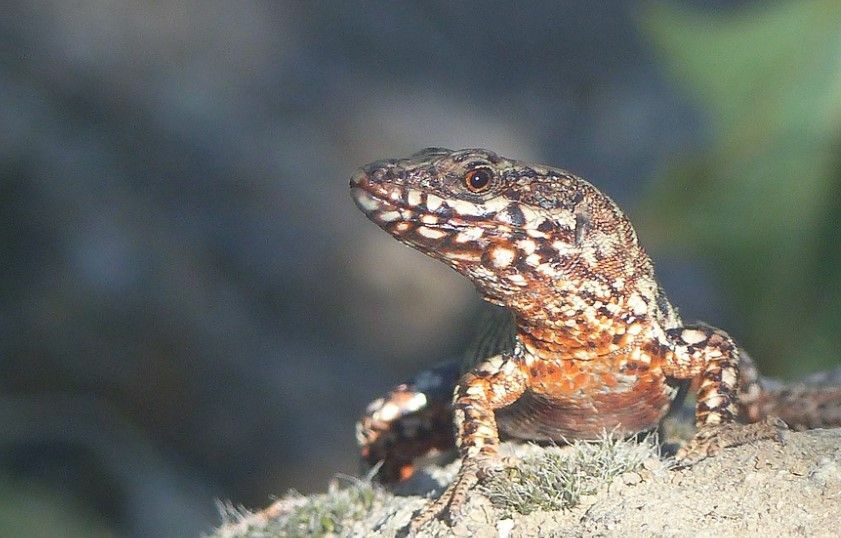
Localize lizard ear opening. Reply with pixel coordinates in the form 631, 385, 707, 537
574, 208, 590, 247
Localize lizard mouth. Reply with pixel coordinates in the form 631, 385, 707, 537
350, 174, 494, 265
349, 169, 465, 233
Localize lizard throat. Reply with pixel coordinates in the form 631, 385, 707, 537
515, 313, 647, 362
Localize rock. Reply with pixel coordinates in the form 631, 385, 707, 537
213, 429, 841, 537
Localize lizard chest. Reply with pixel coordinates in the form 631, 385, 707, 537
496, 353, 682, 440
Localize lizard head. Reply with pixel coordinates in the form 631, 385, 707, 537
350, 148, 643, 309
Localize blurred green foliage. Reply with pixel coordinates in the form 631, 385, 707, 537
640, 0, 841, 376
0, 476, 112, 537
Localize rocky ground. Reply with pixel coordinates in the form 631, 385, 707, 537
212, 426, 841, 537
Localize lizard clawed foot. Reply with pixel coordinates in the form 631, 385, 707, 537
407, 455, 511, 534
675, 416, 787, 466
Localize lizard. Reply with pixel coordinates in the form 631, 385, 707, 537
348, 148, 841, 531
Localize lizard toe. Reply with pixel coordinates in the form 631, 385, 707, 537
675, 416, 787, 465
406, 456, 502, 533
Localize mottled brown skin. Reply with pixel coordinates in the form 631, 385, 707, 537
349, 148, 841, 530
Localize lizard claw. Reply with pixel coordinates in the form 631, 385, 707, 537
475, 454, 517, 480
408, 459, 480, 534
675, 416, 787, 466
407, 455, 510, 534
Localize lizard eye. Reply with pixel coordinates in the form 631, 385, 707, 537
464, 168, 493, 193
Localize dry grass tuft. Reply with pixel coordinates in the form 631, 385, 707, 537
481, 432, 664, 516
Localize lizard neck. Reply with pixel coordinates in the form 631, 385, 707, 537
506, 286, 655, 362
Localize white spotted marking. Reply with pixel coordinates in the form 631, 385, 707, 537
526, 229, 548, 239
501, 360, 517, 375
699, 377, 717, 390
376, 402, 401, 422
680, 329, 708, 345
365, 397, 385, 413
420, 214, 440, 224
453, 408, 465, 432
406, 189, 423, 207
378, 207, 400, 222
554, 211, 576, 230
516, 239, 537, 254
490, 246, 517, 268
353, 191, 382, 212
552, 240, 573, 256
449, 199, 484, 217
491, 384, 509, 399
465, 385, 485, 397
468, 266, 500, 282
417, 226, 447, 239
483, 196, 509, 213
467, 442, 484, 455
525, 253, 542, 266
425, 194, 443, 212
474, 423, 496, 438
580, 249, 597, 265
402, 392, 428, 413
455, 227, 484, 243
481, 355, 504, 371
721, 367, 738, 387
627, 294, 648, 316
518, 204, 542, 228
605, 302, 620, 314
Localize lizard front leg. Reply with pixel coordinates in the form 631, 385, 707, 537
409, 353, 528, 532
663, 323, 782, 464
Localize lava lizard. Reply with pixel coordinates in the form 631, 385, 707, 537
349, 148, 841, 531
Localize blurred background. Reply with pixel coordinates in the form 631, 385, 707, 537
2, 1, 840, 536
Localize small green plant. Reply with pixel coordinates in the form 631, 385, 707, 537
481, 432, 662, 517
214, 475, 385, 538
